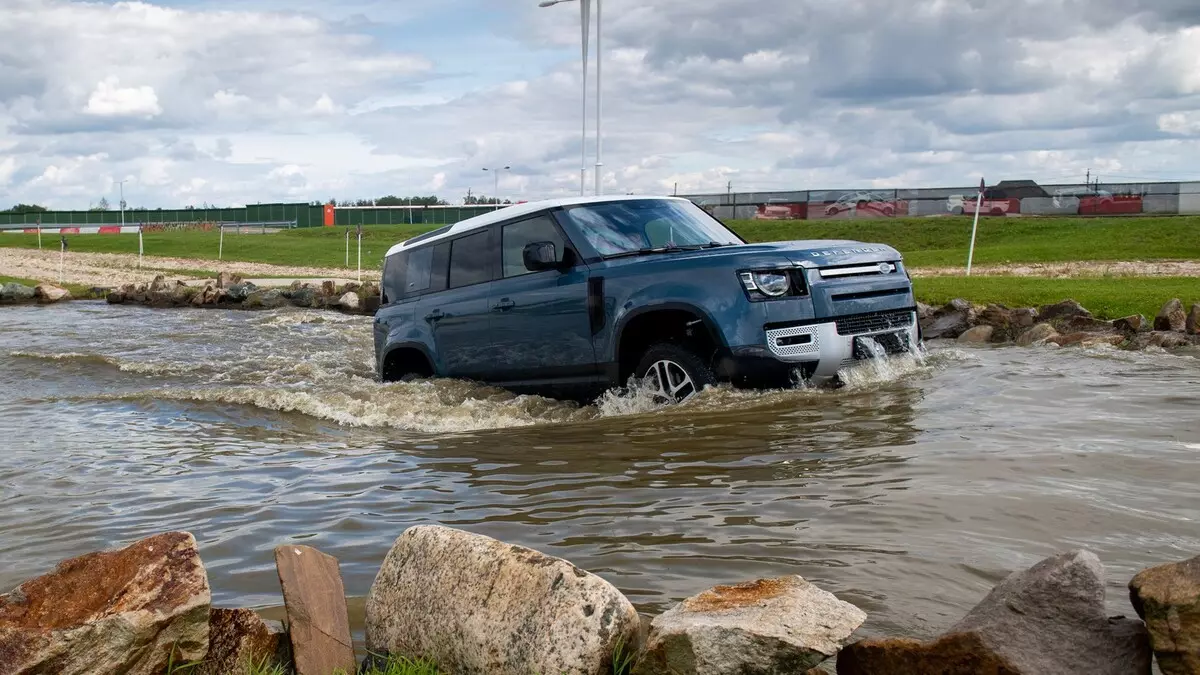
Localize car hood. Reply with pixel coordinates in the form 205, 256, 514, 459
596, 240, 903, 271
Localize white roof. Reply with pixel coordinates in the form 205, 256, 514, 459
384, 194, 690, 258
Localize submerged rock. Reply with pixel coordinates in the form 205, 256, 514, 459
224, 282, 257, 303
0, 282, 36, 305
635, 576, 866, 675
1155, 299, 1187, 332
837, 550, 1151, 675
365, 525, 640, 675
958, 325, 995, 344
1129, 554, 1200, 675
1016, 323, 1059, 347
0, 531, 211, 675
245, 289, 288, 309
34, 284, 71, 303
197, 608, 289, 675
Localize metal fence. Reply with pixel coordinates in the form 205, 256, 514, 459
680, 180, 1200, 221
4, 179, 1200, 230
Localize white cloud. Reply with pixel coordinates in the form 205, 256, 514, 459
0, 157, 16, 186
1159, 111, 1200, 135
83, 77, 162, 118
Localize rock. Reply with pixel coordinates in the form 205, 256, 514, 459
0, 531, 211, 675
225, 282, 257, 303
196, 608, 290, 675
360, 281, 381, 298
1048, 332, 1093, 347
337, 291, 360, 311
364, 295, 381, 314
339, 281, 362, 295
148, 274, 171, 293
1187, 304, 1200, 335
366, 525, 641, 675
958, 325, 995, 344
837, 550, 1151, 675
1129, 554, 1200, 675
1144, 332, 1192, 350
106, 292, 125, 304
245, 289, 288, 309
1016, 323, 1059, 347
34, 284, 71, 303
1155, 299, 1187, 332
976, 305, 1037, 342
320, 280, 337, 297
635, 576, 866, 675
216, 271, 231, 289
1062, 315, 1114, 332
1080, 334, 1127, 348
916, 301, 935, 320
288, 286, 317, 308
274, 545, 356, 675
924, 305, 974, 340
289, 280, 307, 291
1037, 299, 1093, 324
1114, 315, 1147, 333
0, 282, 37, 305
147, 290, 181, 308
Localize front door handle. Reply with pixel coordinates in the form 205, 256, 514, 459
493, 298, 515, 312
424, 309, 444, 323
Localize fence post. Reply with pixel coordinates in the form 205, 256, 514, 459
966, 177, 984, 276
219, 224, 224, 260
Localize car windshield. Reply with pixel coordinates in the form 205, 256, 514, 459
557, 199, 742, 258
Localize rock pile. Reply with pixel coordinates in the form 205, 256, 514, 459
921, 298, 1200, 351
103, 274, 382, 314
2, 528, 1197, 675
0, 282, 73, 305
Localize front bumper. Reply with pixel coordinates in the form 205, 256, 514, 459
716, 310, 920, 387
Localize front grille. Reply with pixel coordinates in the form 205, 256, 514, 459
835, 309, 914, 336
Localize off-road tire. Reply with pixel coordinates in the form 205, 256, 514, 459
635, 343, 717, 403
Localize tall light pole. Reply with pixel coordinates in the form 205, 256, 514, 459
539, 0, 600, 196
116, 179, 128, 227
483, 166, 510, 206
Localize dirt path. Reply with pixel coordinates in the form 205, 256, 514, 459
0, 249, 380, 288
911, 260, 1200, 278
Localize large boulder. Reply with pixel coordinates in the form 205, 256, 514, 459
338, 291, 360, 312
0, 282, 36, 305
1037, 299, 1093, 325
923, 299, 975, 340
197, 608, 289, 675
364, 295, 382, 314
957, 325, 995, 344
1129, 554, 1200, 675
148, 274, 171, 293
1016, 323, 1059, 347
0, 531, 211, 675
34, 284, 71, 304
1187, 304, 1200, 335
977, 304, 1036, 342
1114, 315, 1147, 334
1135, 332, 1194, 350
365, 525, 641, 675
287, 286, 317, 308
837, 550, 1151, 675
244, 289, 289, 309
634, 576, 866, 675
224, 282, 257, 303
1155, 299, 1187, 332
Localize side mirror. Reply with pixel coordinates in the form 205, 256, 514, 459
523, 241, 560, 272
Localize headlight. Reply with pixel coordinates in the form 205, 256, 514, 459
753, 272, 790, 296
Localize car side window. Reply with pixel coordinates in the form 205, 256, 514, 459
405, 246, 433, 296
502, 216, 566, 278
448, 230, 492, 289
382, 252, 406, 304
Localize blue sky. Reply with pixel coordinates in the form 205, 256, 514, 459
2, 0, 1200, 209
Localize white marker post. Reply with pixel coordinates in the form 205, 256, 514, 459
59, 237, 65, 284
218, 224, 224, 261
966, 177, 984, 276
345, 229, 350, 268
356, 223, 362, 282
36, 217, 42, 250
138, 224, 144, 269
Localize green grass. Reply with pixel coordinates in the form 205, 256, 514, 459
333, 654, 442, 675
2, 215, 1197, 272
913, 276, 1200, 320
726, 214, 1200, 268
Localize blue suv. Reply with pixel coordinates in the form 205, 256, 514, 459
373, 196, 920, 402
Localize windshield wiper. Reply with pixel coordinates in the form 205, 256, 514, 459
603, 241, 733, 260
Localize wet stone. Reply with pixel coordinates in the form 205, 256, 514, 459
1129, 554, 1200, 675
274, 545, 355, 675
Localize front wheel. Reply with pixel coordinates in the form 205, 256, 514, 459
635, 343, 716, 404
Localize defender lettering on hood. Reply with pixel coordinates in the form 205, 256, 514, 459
808, 247, 888, 257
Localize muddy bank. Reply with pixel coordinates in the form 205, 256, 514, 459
0, 247, 378, 288
3, 526, 1196, 674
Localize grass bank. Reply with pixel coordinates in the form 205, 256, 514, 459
913, 276, 1200, 320
1, 215, 1197, 272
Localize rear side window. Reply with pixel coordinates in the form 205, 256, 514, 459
405, 246, 433, 295
382, 253, 406, 304
448, 230, 492, 289
502, 216, 565, 278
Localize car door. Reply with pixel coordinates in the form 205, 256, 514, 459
487, 213, 597, 384
420, 229, 496, 380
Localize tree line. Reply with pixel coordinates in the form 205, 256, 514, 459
4, 194, 512, 214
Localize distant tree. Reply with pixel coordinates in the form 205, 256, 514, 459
3, 203, 48, 213
90, 197, 110, 211
464, 195, 511, 206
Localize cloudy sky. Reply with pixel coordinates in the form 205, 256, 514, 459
1, 0, 1199, 209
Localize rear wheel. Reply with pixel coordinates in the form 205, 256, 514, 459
635, 343, 716, 404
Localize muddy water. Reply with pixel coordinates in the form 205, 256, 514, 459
2, 303, 1198, 643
